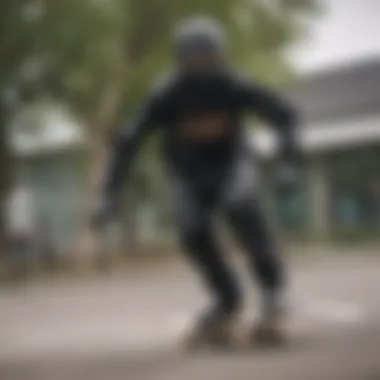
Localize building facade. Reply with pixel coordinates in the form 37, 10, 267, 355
10, 102, 87, 254
253, 58, 380, 239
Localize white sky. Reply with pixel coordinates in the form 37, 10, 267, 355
289, 0, 380, 73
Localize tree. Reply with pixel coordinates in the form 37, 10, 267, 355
0, 0, 318, 254
0, 0, 128, 251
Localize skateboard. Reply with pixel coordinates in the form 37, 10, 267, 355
179, 317, 288, 352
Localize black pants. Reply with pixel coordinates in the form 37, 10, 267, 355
171, 156, 284, 315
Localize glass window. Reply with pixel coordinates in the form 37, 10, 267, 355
328, 146, 380, 231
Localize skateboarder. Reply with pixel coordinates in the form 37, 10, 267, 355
92, 16, 299, 347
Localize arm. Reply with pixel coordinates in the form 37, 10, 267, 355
238, 78, 299, 162
101, 90, 166, 201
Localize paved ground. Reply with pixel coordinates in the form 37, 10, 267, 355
0, 254, 380, 380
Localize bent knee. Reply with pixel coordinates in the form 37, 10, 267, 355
179, 224, 211, 251
224, 192, 254, 216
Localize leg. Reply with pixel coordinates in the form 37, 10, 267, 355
170, 175, 242, 347
222, 157, 285, 298
171, 176, 242, 316
221, 157, 287, 343
227, 200, 284, 300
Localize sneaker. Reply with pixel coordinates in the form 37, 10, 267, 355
251, 296, 288, 346
181, 308, 239, 349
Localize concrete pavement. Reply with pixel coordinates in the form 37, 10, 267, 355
0, 254, 380, 380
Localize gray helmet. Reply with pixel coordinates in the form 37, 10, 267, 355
173, 16, 226, 58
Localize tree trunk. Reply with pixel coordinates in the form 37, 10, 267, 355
73, 52, 129, 263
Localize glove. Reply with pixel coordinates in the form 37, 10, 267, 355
90, 196, 117, 231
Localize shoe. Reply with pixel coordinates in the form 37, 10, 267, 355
251, 299, 287, 346
181, 308, 239, 350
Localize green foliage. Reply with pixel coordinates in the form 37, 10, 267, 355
0, 0, 319, 250
1, 0, 124, 111
1, 0, 318, 118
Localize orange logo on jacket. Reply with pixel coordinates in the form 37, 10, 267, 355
179, 111, 230, 142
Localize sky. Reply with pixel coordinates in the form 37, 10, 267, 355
289, 0, 380, 73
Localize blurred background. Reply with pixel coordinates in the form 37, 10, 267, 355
0, 0, 380, 278
1, 0, 379, 279
1, 1, 380, 379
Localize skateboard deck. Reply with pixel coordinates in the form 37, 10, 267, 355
179, 319, 288, 352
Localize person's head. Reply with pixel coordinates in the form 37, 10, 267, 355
173, 16, 227, 75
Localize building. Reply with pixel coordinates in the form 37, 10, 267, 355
253, 58, 380, 238
9, 101, 86, 253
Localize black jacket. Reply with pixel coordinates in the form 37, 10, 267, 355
102, 70, 298, 198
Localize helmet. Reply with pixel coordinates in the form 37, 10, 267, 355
173, 16, 226, 60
